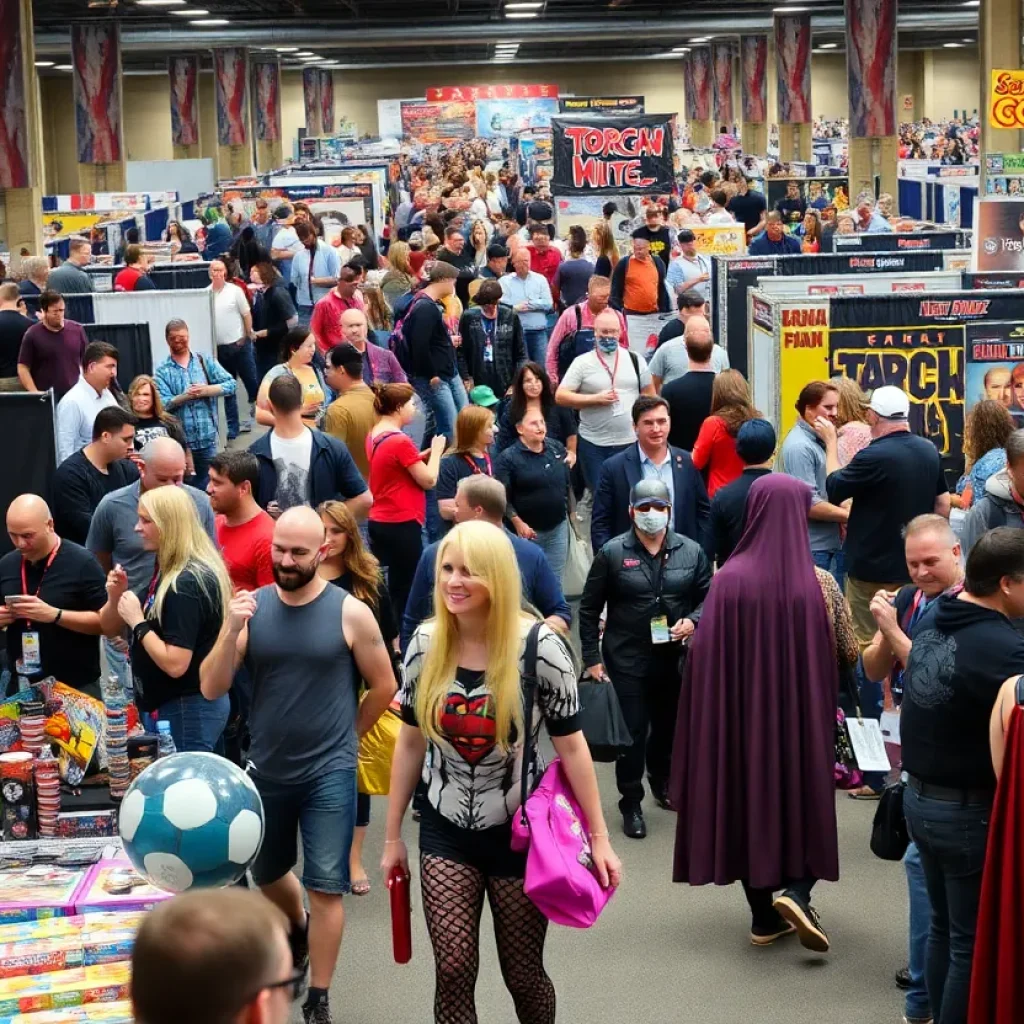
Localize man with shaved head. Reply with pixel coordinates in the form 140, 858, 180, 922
0, 494, 106, 695
648, 306, 729, 388
660, 316, 720, 452
338, 307, 406, 386
556, 306, 655, 494
201, 505, 397, 1024
87, 436, 215, 694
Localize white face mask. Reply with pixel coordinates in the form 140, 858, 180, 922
634, 509, 669, 535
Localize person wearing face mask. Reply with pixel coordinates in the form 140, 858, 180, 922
579, 478, 712, 839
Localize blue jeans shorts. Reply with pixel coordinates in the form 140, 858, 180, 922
250, 767, 357, 895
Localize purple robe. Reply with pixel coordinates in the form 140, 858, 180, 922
670, 474, 840, 889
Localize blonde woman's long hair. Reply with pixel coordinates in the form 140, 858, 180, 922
415, 521, 526, 752
139, 486, 232, 626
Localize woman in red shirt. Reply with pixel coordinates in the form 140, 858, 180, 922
692, 370, 760, 496
366, 383, 447, 625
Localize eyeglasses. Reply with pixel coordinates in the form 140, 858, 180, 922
264, 968, 307, 1003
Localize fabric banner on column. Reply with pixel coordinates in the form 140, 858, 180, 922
775, 14, 812, 124
213, 48, 248, 146
319, 70, 334, 136
169, 55, 200, 148
683, 47, 712, 122
303, 68, 321, 137
0, 0, 30, 187
712, 42, 733, 126
72, 23, 122, 164
740, 35, 768, 125
846, 0, 897, 138
251, 57, 281, 143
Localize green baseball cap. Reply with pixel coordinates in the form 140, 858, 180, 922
469, 385, 500, 408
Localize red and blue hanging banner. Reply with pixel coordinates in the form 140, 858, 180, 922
169, 55, 200, 148
846, 0, 897, 138
214, 48, 248, 146
72, 23, 122, 164
775, 14, 812, 124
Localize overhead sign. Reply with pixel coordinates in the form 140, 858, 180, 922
558, 96, 645, 113
550, 114, 675, 195
426, 84, 558, 102
989, 69, 1024, 129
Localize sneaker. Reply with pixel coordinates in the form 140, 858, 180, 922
903, 1017, 932, 1024
239, 419, 254, 434
773, 890, 830, 953
750, 917, 797, 946
289, 911, 310, 975
895, 967, 912, 990
303, 1001, 332, 1024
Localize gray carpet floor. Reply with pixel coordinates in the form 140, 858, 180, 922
314, 776, 910, 1024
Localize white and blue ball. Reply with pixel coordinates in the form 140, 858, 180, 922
118, 753, 264, 893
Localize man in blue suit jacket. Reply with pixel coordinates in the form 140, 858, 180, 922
591, 395, 711, 556
401, 475, 571, 651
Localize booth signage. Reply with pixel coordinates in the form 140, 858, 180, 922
558, 96, 644, 113
989, 70, 1024, 129
427, 84, 558, 101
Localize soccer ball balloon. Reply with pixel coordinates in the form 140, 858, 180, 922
118, 752, 264, 893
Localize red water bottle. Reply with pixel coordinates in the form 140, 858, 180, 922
387, 866, 412, 963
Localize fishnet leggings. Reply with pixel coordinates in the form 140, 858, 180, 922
421, 854, 556, 1024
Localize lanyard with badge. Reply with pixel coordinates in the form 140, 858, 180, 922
461, 452, 493, 476
142, 566, 160, 619
595, 345, 623, 417
648, 535, 673, 645
16, 539, 61, 675
482, 315, 496, 363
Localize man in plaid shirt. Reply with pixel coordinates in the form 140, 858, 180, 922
155, 318, 236, 488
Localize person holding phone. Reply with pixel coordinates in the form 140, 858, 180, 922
0, 495, 106, 697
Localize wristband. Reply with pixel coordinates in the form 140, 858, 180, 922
53, 609, 63, 625
133, 620, 157, 642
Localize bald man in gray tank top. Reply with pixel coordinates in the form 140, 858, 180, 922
201, 505, 397, 1024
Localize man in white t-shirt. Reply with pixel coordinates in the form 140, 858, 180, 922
555, 309, 655, 493
665, 229, 712, 304
209, 260, 257, 440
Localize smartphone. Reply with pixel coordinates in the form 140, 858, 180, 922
4, 595, 28, 607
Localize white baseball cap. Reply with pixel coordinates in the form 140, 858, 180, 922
869, 385, 910, 420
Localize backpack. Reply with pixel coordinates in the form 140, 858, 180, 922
387, 292, 432, 373
556, 305, 594, 382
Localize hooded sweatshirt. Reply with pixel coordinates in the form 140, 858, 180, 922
961, 468, 1024, 556
901, 593, 1024, 790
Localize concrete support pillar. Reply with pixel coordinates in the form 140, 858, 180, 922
846, 0, 899, 209
980, 0, 1024, 174
774, 14, 813, 163
71, 23, 126, 194
0, 0, 44, 262
213, 47, 253, 180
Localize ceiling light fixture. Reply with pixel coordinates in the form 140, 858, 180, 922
136, 0, 187, 5
55, 64, 73, 70
505, 11, 539, 17
689, 36, 709, 42
962, 1, 979, 6
275, 46, 298, 51
943, 41, 963, 47
819, 42, 837, 48
190, 18, 228, 23
504, 2, 543, 7
671, 46, 691, 52
170, 7, 208, 14
34, 60, 55, 66
774, 5, 810, 11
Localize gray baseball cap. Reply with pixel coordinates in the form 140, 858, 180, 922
630, 479, 671, 508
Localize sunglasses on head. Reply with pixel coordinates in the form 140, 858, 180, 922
263, 968, 307, 1003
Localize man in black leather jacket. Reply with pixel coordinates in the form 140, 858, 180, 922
456, 279, 527, 399
580, 479, 712, 839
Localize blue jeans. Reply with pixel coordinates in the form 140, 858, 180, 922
523, 327, 549, 366
532, 519, 569, 583
411, 375, 468, 442
103, 636, 133, 699
217, 340, 259, 438
903, 784, 991, 1024
157, 692, 230, 753
905, 841, 933, 1021
190, 441, 218, 491
296, 304, 313, 328
811, 548, 845, 590
251, 767, 358, 894
577, 436, 632, 494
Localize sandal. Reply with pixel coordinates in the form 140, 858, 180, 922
847, 785, 883, 800
350, 877, 371, 896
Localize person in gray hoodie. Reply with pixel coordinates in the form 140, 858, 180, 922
960, 429, 1024, 555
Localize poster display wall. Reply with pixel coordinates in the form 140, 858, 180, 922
399, 100, 476, 143
550, 114, 675, 195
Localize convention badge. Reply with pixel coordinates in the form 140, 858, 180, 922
610, 400, 624, 417
650, 615, 671, 644
19, 632, 41, 674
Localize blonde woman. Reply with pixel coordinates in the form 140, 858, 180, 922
592, 220, 619, 277
468, 220, 491, 269
831, 376, 873, 466
100, 485, 232, 752
381, 241, 418, 308
382, 521, 620, 1024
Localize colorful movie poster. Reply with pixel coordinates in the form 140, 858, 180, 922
740, 35, 768, 125
712, 42, 733, 126
0, 0, 29, 188
550, 114, 675, 196
302, 67, 320, 137
691, 224, 746, 257
72, 23, 122, 165
168, 55, 199, 148
250, 58, 281, 143
846, 0, 897, 138
684, 48, 712, 122
213, 48, 248, 147
399, 100, 476, 143
965, 322, 1024, 419
319, 70, 334, 136
775, 14, 812, 124
475, 97, 559, 138
973, 197, 1024, 272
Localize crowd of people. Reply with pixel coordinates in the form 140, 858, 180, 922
3, 141, 1021, 1024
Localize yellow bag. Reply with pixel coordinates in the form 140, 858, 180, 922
357, 703, 402, 796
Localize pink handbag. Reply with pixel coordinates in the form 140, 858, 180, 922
510, 625, 614, 929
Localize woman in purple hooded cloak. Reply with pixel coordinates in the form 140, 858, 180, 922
669, 473, 857, 952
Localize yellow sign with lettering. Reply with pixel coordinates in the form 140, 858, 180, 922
989, 69, 1024, 129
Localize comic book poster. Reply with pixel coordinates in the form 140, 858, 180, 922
965, 321, 1024, 419
72, 23, 122, 164
475, 97, 559, 138
400, 100, 476, 143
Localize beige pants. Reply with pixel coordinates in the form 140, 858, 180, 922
845, 575, 905, 650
